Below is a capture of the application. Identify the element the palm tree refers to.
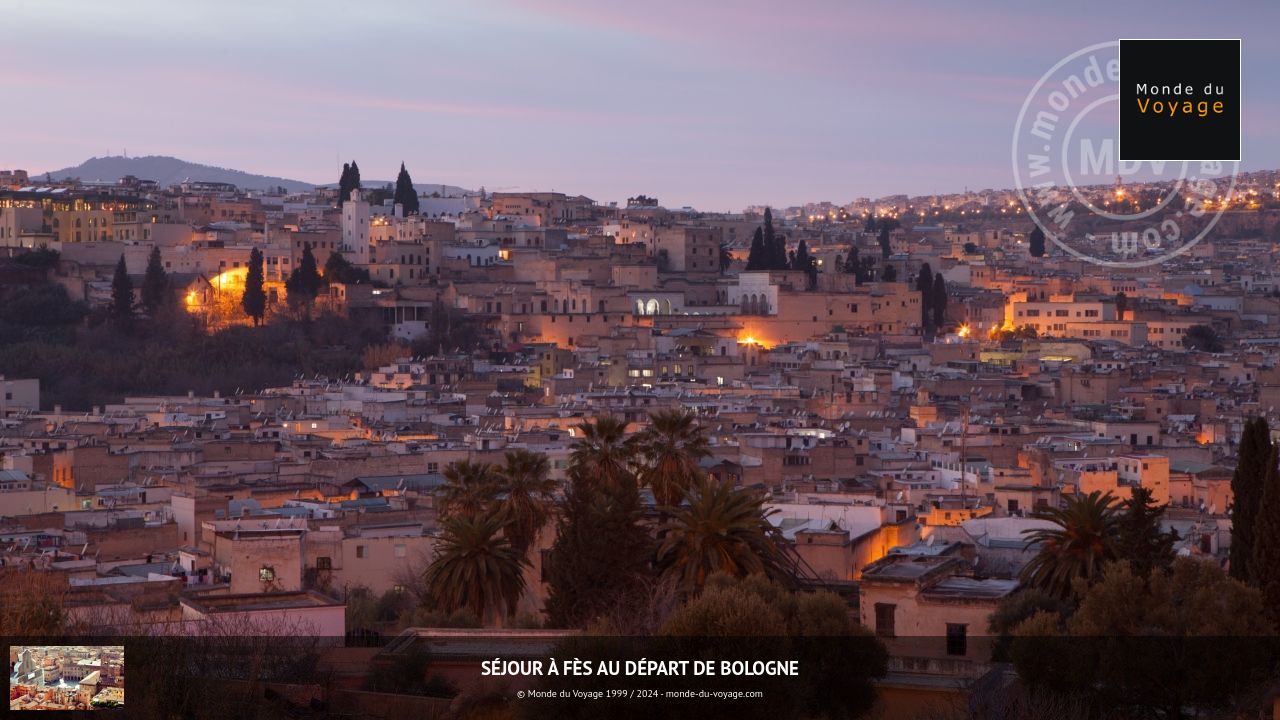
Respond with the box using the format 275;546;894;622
496;449;557;554
656;478;789;593
438;460;499;519
568;416;637;496
1020;490;1121;599
636;409;710;508
425;510;528;622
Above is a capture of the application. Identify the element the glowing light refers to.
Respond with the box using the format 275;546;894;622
957;324;972;338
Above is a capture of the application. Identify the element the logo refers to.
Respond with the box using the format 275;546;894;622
1012;41;1240;267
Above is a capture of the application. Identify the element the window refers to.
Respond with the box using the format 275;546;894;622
316;556;332;570
874;603;896;638
259;566;275;583
356;545;366;559
946;623;968;656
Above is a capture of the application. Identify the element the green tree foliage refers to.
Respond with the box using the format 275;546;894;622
745;208;790;271
1252;443;1280;617
241;247;266;326
544;471;654;629
393;161;420;215
1010;560;1276;719
285;242;323;306
1020;491;1120;599
1231;416;1271;582
660;574;888;720
878;224;891;259
567;416;637;496
931;273;948;328
495;448;557;554
338;160;362;203
141;246;170;314
1183;323;1224;352
322;250;371;285
12;245;59;269
656;479;790;593
745;227;766;271
438;460;500;520
963;241;978;254
1029;225;1046;257
424;510;528;622
109;254;133;322
634;409;709;508
1114;486;1178;578
916;262;934;329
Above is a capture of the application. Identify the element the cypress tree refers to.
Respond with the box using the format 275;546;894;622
878;225;891;259
1029;226;1046;257
285;242;323;306
746;227;765;271
763;208;784;270
242;247;266;326
1254;443;1280;616
338;162;352;203
882;263;898;282
1231;417;1272;582
544;475;653;628
393;162;420;215
141;245;169;314
109;254;133;321
932;274;948;327
349;160;361;195
917;263;934;330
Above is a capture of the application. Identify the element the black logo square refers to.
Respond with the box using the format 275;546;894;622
1119;39;1240;161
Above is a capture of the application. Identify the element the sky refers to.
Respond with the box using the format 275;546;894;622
2;0;1277;211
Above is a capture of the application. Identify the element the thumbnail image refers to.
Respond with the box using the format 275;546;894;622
9;646;124;711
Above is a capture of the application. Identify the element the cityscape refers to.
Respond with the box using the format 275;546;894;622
3;2;1280;719
9;645;124;711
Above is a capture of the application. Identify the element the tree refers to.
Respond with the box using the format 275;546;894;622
1020;491;1120;599
656;478;790;594
1114;486;1177;578
424;510;528;622
1114;291;1128;318
544;471;653;628
109;254;133;322
916;263;934;330
1011;560;1275;719
141;246;169;314
567;416;637;496
285;242;323;307
393;162;420;215
1252;443;1280;617
718;243;733;273
323;250;371;285
931;273;948;328
763;207;785;270
1029;225;1046;257
1230;416;1271;582
241;247;266;326
878;225;891;259
438;460;500;520
338;160;362;203
1183;324;1224;352
495;449;556;555
881;263;897;282
635;409;709;508
963;241;978;254
745;227;766;271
